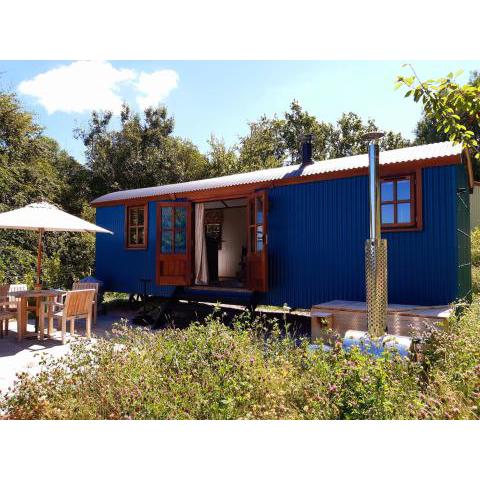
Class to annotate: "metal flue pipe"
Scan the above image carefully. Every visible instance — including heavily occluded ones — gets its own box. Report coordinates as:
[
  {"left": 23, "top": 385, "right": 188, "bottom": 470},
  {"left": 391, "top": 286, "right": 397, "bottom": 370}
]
[
  {"left": 367, "top": 139, "right": 382, "bottom": 241},
  {"left": 363, "top": 131, "right": 388, "bottom": 338},
  {"left": 301, "top": 133, "right": 314, "bottom": 166}
]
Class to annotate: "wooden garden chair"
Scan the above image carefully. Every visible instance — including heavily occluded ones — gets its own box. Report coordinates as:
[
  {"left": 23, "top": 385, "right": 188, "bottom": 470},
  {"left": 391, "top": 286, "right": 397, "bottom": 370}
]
[
  {"left": 0, "top": 284, "right": 21, "bottom": 337},
  {"left": 72, "top": 281, "right": 99, "bottom": 324},
  {"left": 39, "top": 289, "right": 95, "bottom": 344},
  {"left": 4, "top": 284, "right": 27, "bottom": 336}
]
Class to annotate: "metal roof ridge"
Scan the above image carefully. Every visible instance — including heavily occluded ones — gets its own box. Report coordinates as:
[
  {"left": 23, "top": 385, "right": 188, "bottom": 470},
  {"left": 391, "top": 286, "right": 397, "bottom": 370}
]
[{"left": 91, "top": 141, "right": 461, "bottom": 205}]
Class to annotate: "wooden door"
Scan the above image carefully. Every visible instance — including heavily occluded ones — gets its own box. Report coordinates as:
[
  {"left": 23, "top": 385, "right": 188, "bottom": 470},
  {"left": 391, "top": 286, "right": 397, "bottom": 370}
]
[
  {"left": 246, "top": 190, "right": 268, "bottom": 292},
  {"left": 156, "top": 202, "right": 192, "bottom": 285}
]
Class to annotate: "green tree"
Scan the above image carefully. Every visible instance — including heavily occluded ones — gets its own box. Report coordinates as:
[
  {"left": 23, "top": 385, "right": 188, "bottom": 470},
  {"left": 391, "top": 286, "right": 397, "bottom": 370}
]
[
  {"left": 413, "top": 71, "right": 480, "bottom": 149},
  {"left": 238, "top": 117, "right": 285, "bottom": 171},
  {"left": 414, "top": 116, "right": 449, "bottom": 145},
  {"left": 280, "top": 100, "right": 335, "bottom": 162},
  {"left": 0, "top": 91, "right": 94, "bottom": 287},
  {"left": 236, "top": 102, "right": 410, "bottom": 171},
  {"left": 397, "top": 66, "right": 480, "bottom": 177},
  {"left": 207, "top": 135, "right": 240, "bottom": 176},
  {"left": 75, "top": 103, "right": 209, "bottom": 197},
  {"left": 330, "top": 112, "right": 410, "bottom": 158}
]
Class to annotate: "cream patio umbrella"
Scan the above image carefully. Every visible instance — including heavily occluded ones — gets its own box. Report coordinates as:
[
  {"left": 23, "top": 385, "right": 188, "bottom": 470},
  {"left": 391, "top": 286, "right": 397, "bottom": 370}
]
[{"left": 0, "top": 202, "right": 112, "bottom": 287}]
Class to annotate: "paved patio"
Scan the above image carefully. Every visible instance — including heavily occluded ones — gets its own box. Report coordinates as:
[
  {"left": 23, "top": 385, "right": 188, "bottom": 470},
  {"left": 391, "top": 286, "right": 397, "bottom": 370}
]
[
  {"left": 0, "top": 300, "right": 312, "bottom": 395},
  {"left": 0, "top": 307, "right": 133, "bottom": 394}
]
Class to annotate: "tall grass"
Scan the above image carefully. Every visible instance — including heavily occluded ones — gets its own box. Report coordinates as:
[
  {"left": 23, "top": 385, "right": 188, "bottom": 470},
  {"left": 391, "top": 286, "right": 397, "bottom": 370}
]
[{"left": 2, "top": 303, "right": 479, "bottom": 420}]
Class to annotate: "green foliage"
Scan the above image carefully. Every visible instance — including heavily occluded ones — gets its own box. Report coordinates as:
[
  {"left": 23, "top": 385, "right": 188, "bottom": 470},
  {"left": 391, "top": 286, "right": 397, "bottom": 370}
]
[
  {"left": 0, "top": 91, "right": 94, "bottom": 288},
  {"left": 236, "top": 102, "right": 410, "bottom": 171},
  {"left": 414, "top": 116, "right": 449, "bottom": 145},
  {"left": 0, "top": 244, "right": 36, "bottom": 286},
  {"left": 397, "top": 67, "right": 480, "bottom": 172},
  {"left": 3, "top": 302, "right": 479, "bottom": 420},
  {"left": 207, "top": 134, "right": 241, "bottom": 176},
  {"left": 238, "top": 116, "right": 287, "bottom": 171},
  {"left": 418, "top": 302, "right": 480, "bottom": 419},
  {"left": 279, "top": 100, "right": 335, "bottom": 162},
  {"left": 0, "top": 312, "right": 420, "bottom": 419},
  {"left": 471, "top": 226, "right": 480, "bottom": 267},
  {"left": 413, "top": 71, "right": 480, "bottom": 179},
  {"left": 41, "top": 232, "right": 95, "bottom": 288},
  {"left": 470, "top": 226, "right": 480, "bottom": 294},
  {"left": 329, "top": 112, "right": 410, "bottom": 158},
  {"left": 75, "top": 103, "right": 209, "bottom": 198}
]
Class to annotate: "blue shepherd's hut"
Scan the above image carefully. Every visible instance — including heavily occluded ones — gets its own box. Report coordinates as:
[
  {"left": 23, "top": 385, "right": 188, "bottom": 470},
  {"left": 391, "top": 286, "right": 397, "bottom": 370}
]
[{"left": 91, "top": 141, "right": 474, "bottom": 310}]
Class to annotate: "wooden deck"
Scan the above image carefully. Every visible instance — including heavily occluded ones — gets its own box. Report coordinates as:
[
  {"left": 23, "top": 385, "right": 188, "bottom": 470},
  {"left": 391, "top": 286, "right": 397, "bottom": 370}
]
[{"left": 311, "top": 300, "right": 453, "bottom": 340}]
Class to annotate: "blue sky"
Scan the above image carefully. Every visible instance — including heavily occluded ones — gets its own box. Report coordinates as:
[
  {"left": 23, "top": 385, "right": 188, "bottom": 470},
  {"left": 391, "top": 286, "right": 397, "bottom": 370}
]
[{"left": 0, "top": 60, "right": 478, "bottom": 163}]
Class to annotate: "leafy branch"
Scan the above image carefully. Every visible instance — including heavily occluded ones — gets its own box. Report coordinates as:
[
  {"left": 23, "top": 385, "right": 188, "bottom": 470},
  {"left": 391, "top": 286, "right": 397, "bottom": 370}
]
[{"left": 396, "top": 64, "right": 480, "bottom": 159}]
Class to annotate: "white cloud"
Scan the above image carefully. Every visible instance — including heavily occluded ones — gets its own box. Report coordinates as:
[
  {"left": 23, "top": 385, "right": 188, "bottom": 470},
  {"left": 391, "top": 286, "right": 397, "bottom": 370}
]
[
  {"left": 135, "top": 70, "right": 179, "bottom": 110},
  {"left": 18, "top": 61, "right": 179, "bottom": 115},
  {"left": 18, "top": 60, "right": 135, "bottom": 114}
]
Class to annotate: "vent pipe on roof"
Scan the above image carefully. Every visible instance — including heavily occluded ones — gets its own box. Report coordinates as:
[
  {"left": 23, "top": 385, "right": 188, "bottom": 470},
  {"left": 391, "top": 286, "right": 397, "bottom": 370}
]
[
  {"left": 301, "top": 134, "right": 314, "bottom": 166},
  {"left": 363, "top": 131, "right": 388, "bottom": 339}
]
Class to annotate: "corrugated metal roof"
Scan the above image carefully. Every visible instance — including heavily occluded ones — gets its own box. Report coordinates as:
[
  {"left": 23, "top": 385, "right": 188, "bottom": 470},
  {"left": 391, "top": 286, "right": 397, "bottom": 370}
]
[{"left": 91, "top": 141, "right": 463, "bottom": 205}]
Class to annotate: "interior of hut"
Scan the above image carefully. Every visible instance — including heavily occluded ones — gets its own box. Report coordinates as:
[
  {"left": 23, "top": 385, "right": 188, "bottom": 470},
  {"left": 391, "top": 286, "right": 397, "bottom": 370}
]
[{"left": 200, "top": 198, "right": 247, "bottom": 289}]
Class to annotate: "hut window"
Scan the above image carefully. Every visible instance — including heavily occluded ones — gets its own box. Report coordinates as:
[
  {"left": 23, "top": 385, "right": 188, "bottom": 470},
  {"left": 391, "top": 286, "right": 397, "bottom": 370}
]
[
  {"left": 380, "top": 174, "right": 417, "bottom": 230},
  {"left": 126, "top": 204, "right": 147, "bottom": 248},
  {"left": 160, "top": 205, "right": 187, "bottom": 254}
]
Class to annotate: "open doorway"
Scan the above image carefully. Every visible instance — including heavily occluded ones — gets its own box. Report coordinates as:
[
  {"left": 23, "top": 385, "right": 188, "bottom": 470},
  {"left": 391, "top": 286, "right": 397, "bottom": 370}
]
[{"left": 202, "top": 198, "right": 247, "bottom": 288}]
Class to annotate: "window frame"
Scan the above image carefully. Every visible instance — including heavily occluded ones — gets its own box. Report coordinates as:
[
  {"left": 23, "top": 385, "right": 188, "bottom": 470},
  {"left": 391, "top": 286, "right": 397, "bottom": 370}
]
[
  {"left": 248, "top": 193, "right": 266, "bottom": 254},
  {"left": 380, "top": 170, "right": 422, "bottom": 232},
  {"left": 159, "top": 204, "right": 188, "bottom": 255},
  {"left": 125, "top": 203, "right": 148, "bottom": 249}
]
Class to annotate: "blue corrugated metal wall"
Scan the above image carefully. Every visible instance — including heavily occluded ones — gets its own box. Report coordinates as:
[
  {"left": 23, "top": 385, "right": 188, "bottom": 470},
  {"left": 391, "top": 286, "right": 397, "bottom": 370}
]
[
  {"left": 259, "top": 165, "right": 459, "bottom": 308},
  {"left": 95, "top": 165, "right": 460, "bottom": 308}
]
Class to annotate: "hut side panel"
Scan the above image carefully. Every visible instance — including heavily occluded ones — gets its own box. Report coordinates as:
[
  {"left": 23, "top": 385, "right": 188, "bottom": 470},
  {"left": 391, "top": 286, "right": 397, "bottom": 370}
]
[
  {"left": 95, "top": 203, "right": 175, "bottom": 297},
  {"left": 456, "top": 164, "right": 472, "bottom": 301},
  {"left": 261, "top": 165, "right": 459, "bottom": 308}
]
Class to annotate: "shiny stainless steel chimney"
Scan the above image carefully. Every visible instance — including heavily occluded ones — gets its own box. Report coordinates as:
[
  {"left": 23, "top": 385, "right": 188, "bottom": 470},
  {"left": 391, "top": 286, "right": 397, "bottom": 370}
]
[{"left": 363, "top": 131, "right": 387, "bottom": 338}]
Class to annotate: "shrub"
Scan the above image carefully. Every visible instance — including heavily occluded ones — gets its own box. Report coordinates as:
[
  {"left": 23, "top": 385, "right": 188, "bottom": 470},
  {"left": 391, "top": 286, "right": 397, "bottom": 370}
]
[
  {"left": 1, "top": 303, "right": 478, "bottom": 420},
  {"left": 0, "top": 230, "right": 94, "bottom": 289},
  {"left": 0, "top": 244, "right": 36, "bottom": 286},
  {"left": 0, "top": 312, "right": 423, "bottom": 420},
  {"left": 417, "top": 301, "right": 480, "bottom": 419},
  {"left": 471, "top": 226, "right": 480, "bottom": 294}
]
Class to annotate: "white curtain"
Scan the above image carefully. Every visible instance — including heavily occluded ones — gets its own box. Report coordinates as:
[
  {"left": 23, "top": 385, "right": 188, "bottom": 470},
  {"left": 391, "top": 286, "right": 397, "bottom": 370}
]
[{"left": 194, "top": 203, "right": 209, "bottom": 285}]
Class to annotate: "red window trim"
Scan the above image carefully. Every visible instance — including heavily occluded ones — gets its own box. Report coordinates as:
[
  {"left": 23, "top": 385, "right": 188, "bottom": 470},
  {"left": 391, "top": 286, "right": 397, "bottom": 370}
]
[
  {"left": 125, "top": 203, "right": 148, "bottom": 249},
  {"left": 381, "top": 169, "right": 423, "bottom": 232}
]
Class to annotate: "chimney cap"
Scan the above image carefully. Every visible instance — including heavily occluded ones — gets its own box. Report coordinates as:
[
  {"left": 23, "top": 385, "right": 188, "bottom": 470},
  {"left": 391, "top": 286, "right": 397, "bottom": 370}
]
[
  {"left": 362, "top": 131, "right": 385, "bottom": 142},
  {"left": 302, "top": 133, "right": 315, "bottom": 143}
]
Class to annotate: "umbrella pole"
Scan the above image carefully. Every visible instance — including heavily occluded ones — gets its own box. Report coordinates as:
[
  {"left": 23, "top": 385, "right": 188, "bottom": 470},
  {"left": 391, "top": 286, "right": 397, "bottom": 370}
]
[
  {"left": 34, "top": 228, "right": 44, "bottom": 333},
  {"left": 36, "top": 228, "right": 44, "bottom": 289}
]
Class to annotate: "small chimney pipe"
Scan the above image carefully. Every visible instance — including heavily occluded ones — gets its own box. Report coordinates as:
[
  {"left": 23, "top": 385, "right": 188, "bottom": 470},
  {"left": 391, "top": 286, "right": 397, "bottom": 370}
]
[{"left": 301, "top": 134, "right": 314, "bottom": 165}]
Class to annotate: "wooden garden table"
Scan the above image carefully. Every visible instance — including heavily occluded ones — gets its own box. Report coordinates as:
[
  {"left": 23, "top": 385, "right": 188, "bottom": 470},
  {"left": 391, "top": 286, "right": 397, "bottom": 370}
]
[{"left": 11, "top": 289, "right": 65, "bottom": 342}]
